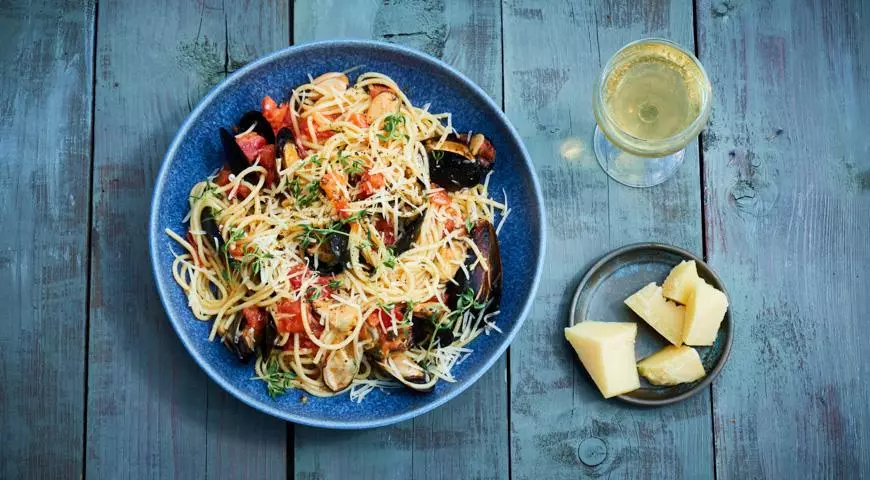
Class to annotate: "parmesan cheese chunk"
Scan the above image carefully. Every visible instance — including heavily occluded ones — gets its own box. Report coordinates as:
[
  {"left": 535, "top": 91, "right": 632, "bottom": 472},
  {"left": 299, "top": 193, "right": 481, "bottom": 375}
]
[
  {"left": 637, "top": 345, "right": 706, "bottom": 385},
  {"left": 662, "top": 260, "right": 701, "bottom": 304},
  {"left": 624, "top": 283, "right": 685, "bottom": 346},
  {"left": 564, "top": 321, "right": 639, "bottom": 399},
  {"left": 683, "top": 282, "right": 729, "bottom": 346}
]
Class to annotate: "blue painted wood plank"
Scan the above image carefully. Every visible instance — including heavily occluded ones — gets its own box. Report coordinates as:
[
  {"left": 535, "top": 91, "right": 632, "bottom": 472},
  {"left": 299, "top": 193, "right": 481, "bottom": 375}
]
[
  {"left": 504, "top": 1, "right": 712, "bottom": 478},
  {"left": 292, "top": 1, "right": 508, "bottom": 479},
  {"left": 0, "top": 1, "right": 94, "bottom": 477},
  {"left": 86, "top": 0, "right": 288, "bottom": 477},
  {"left": 696, "top": 0, "right": 870, "bottom": 477}
]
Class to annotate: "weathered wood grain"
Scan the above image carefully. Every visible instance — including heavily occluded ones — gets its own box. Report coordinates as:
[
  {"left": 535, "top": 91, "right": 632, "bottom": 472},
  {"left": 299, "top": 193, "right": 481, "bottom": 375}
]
[
  {"left": 86, "top": 0, "right": 288, "bottom": 477},
  {"left": 0, "top": 1, "right": 94, "bottom": 477},
  {"left": 504, "top": 1, "right": 711, "bottom": 479},
  {"left": 292, "top": 1, "right": 508, "bottom": 479},
  {"left": 697, "top": 0, "right": 870, "bottom": 477}
]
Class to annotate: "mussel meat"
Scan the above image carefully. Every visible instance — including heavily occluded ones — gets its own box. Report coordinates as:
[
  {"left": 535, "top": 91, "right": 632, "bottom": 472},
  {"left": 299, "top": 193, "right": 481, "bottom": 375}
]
[
  {"left": 447, "top": 219, "right": 502, "bottom": 311},
  {"left": 391, "top": 215, "right": 424, "bottom": 255},
  {"left": 323, "top": 346, "right": 356, "bottom": 392},
  {"left": 305, "top": 224, "right": 350, "bottom": 275},
  {"left": 425, "top": 133, "right": 496, "bottom": 191},
  {"left": 380, "top": 351, "right": 434, "bottom": 392},
  {"left": 222, "top": 307, "right": 277, "bottom": 363},
  {"left": 276, "top": 127, "right": 300, "bottom": 164}
]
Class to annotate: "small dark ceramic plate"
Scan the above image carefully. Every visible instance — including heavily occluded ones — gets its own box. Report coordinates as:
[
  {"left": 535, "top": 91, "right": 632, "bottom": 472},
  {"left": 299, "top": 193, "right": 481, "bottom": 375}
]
[{"left": 569, "top": 243, "right": 732, "bottom": 406}]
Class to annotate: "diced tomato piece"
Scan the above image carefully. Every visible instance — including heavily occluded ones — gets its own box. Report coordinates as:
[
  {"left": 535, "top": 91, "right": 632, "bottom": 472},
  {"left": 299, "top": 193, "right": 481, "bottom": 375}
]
[
  {"left": 365, "top": 305, "right": 404, "bottom": 333},
  {"left": 288, "top": 264, "right": 310, "bottom": 290},
  {"left": 235, "top": 132, "right": 267, "bottom": 163},
  {"left": 358, "top": 171, "right": 385, "bottom": 199},
  {"left": 444, "top": 219, "right": 456, "bottom": 232},
  {"left": 241, "top": 307, "right": 268, "bottom": 334},
  {"left": 274, "top": 298, "right": 323, "bottom": 337},
  {"left": 428, "top": 185, "right": 450, "bottom": 206},
  {"left": 214, "top": 166, "right": 251, "bottom": 199},
  {"left": 374, "top": 218, "right": 395, "bottom": 245},
  {"left": 227, "top": 242, "right": 245, "bottom": 258},
  {"left": 257, "top": 144, "right": 278, "bottom": 186},
  {"left": 367, "top": 84, "right": 391, "bottom": 98},
  {"left": 334, "top": 198, "right": 351, "bottom": 219},
  {"left": 261, "top": 96, "right": 289, "bottom": 134},
  {"left": 288, "top": 264, "right": 336, "bottom": 297},
  {"left": 348, "top": 112, "right": 369, "bottom": 128}
]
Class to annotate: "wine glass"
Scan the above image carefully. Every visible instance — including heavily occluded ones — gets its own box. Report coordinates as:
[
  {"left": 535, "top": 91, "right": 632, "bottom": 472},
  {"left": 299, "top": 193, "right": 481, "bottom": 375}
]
[{"left": 593, "top": 38, "right": 712, "bottom": 188}]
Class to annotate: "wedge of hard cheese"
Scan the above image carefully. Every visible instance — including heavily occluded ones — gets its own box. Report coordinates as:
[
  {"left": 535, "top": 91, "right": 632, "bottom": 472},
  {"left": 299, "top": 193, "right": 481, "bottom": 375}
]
[
  {"left": 637, "top": 345, "right": 706, "bottom": 386},
  {"left": 662, "top": 260, "right": 700, "bottom": 304},
  {"left": 564, "top": 321, "right": 639, "bottom": 398},
  {"left": 683, "top": 281, "right": 729, "bottom": 346},
  {"left": 624, "top": 283, "right": 685, "bottom": 345}
]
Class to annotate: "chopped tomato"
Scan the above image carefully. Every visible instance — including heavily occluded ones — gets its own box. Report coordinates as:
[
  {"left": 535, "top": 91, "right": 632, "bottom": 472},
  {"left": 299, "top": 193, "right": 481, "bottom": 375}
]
[
  {"left": 374, "top": 218, "right": 395, "bottom": 245},
  {"left": 367, "top": 84, "right": 391, "bottom": 98},
  {"left": 348, "top": 112, "right": 369, "bottom": 128},
  {"left": 235, "top": 132, "right": 267, "bottom": 163},
  {"left": 214, "top": 166, "right": 251, "bottom": 199},
  {"left": 227, "top": 242, "right": 245, "bottom": 258},
  {"left": 241, "top": 307, "right": 268, "bottom": 334},
  {"left": 274, "top": 299, "right": 323, "bottom": 337},
  {"left": 288, "top": 264, "right": 337, "bottom": 297},
  {"left": 261, "top": 96, "right": 290, "bottom": 134},
  {"left": 358, "top": 171, "right": 385, "bottom": 199},
  {"left": 257, "top": 144, "right": 279, "bottom": 186},
  {"left": 365, "top": 305, "right": 404, "bottom": 333},
  {"left": 335, "top": 198, "right": 352, "bottom": 220},
  {"left": 444, "top": 219, "right": 456, "bottom": 232},
  {"left": 428, "top": 185, "right": 450, "bottom": 206}
]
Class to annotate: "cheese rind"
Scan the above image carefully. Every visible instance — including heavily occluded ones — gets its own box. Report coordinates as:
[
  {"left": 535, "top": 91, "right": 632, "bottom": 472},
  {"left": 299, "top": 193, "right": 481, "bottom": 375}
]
[
  {"left": 662, "top": 260, "right": 701, "bottom": 304},
  {"left": 637, "top": 345, "right": 706, "bottom": 385},
  {"left": 683, "top": 282, "right": 729, "bottom": 346},
  {"left": 623, "top": 283, "right": 685, "bottom": 345},
  {"left": 564, "top": 321, "right": 640, "bottom": 398}
]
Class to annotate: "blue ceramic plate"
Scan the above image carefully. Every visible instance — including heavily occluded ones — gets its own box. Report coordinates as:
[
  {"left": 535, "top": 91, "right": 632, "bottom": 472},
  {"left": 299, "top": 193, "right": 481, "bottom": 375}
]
[{"left": 149, "top": 40, "right": 546, "bottom": 429}]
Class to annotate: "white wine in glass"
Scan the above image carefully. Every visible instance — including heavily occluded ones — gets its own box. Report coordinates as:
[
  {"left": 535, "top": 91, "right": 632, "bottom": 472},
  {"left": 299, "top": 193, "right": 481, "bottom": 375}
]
[{"left": 593, "top": 38, "right": 712, "bottom": 187}]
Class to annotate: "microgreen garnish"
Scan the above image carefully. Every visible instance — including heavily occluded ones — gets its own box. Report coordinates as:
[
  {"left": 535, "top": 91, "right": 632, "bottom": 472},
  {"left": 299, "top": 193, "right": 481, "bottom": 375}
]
[
  {"left": 377, "top": 113, "right": 406, "bottom": 142},
  {"left": 256, "top": 356, "right": 296, "bottom": 398}
]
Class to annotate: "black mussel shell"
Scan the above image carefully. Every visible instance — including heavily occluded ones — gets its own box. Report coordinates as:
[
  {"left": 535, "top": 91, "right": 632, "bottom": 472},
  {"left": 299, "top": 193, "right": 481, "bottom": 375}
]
[
  {"left": 220, "top": 127, "right": 251, "bottom": 175},
  {"left": 447, "top": 219, "right": 502, "bottom": 311},
  {"left": 425, "top": 134, "right": 495, "bottom": 191},
  {"left": 237, "top": 111, "right": 275, "bottom": 145},
  {"left": 222, "top": 308, "right": 277, "bottom": 363},
  {"left": 411, "top": 313, "right": 455, "bottom": 348},
  {"left": 201, "top": 207, "right": 224, "bottom": 251},
  {"left": 276, "top": 127, "right": 299, "bottom": 162},
  {"left": 306, "top": 224, "right": 350, "bottom": 275},
  {"left": 392, "top": 215, "right": 424, "bottom": 255}
]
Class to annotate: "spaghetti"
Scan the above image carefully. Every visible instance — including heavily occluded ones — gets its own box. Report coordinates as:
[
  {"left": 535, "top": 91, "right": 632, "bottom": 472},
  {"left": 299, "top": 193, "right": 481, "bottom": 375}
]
[{"left": 166, "top": 71, "right": 507, "bottom": 400}]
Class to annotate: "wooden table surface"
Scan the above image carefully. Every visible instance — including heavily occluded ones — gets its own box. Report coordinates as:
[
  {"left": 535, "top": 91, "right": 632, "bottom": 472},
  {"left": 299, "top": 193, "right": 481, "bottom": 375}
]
[{"left": 2, "top": 0, "right": 868, "bottom": 478}]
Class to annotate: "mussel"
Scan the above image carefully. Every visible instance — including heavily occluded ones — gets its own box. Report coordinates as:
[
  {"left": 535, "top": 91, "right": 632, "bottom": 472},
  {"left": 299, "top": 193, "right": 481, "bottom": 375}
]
[
  {"left": 222, "top": 307, "right": 277, "bottom": 363},
  {"left": 392, "top": 215, "right": 424, "bottom": 255},
  {"left": 379, "top": 351, "right": 434, "bottom": 392},
  {"left": 447, "top": 219, "right": 502, "bottom": 311},
  {"left": 201, "top": 207, "right": 223, "bottom": 251},
  {"left": 323, "top": 346, "right": 356, "bottom": 392},
  {"left": 305, "top": 224, "right": 350, "bottom": 275},
  {"left": 411, "top": 313, "right": 455, "bottom": 348},
  {"left": 425, "top": 133, "right": 496, "bottom": 191},
  {"left": 220, "top": 111, "right": 276, "bottom": 175},
  {"left": 276, "top": 127, "right": 300, "bottom": 164}
]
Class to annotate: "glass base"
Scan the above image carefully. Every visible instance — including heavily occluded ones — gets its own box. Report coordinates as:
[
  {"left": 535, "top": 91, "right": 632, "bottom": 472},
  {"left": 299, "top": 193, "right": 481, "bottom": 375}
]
[{"left": 593, "top": 126, "right": 685, "bottom": 188}]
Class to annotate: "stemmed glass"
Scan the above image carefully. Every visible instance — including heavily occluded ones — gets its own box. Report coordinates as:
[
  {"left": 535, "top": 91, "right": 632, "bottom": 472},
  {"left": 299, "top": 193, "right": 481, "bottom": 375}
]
[{"left": 593, "top": 38, "right": 712, "bottom": 188}]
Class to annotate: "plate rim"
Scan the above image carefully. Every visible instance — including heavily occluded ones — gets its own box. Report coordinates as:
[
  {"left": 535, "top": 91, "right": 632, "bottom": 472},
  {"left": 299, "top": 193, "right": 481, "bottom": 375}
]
[
  {"left": 568, "top": 242, "right": 733, "bottom": 406},
  {"left": 148, "top": 39, "right": 547, "bottom": 429}
]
